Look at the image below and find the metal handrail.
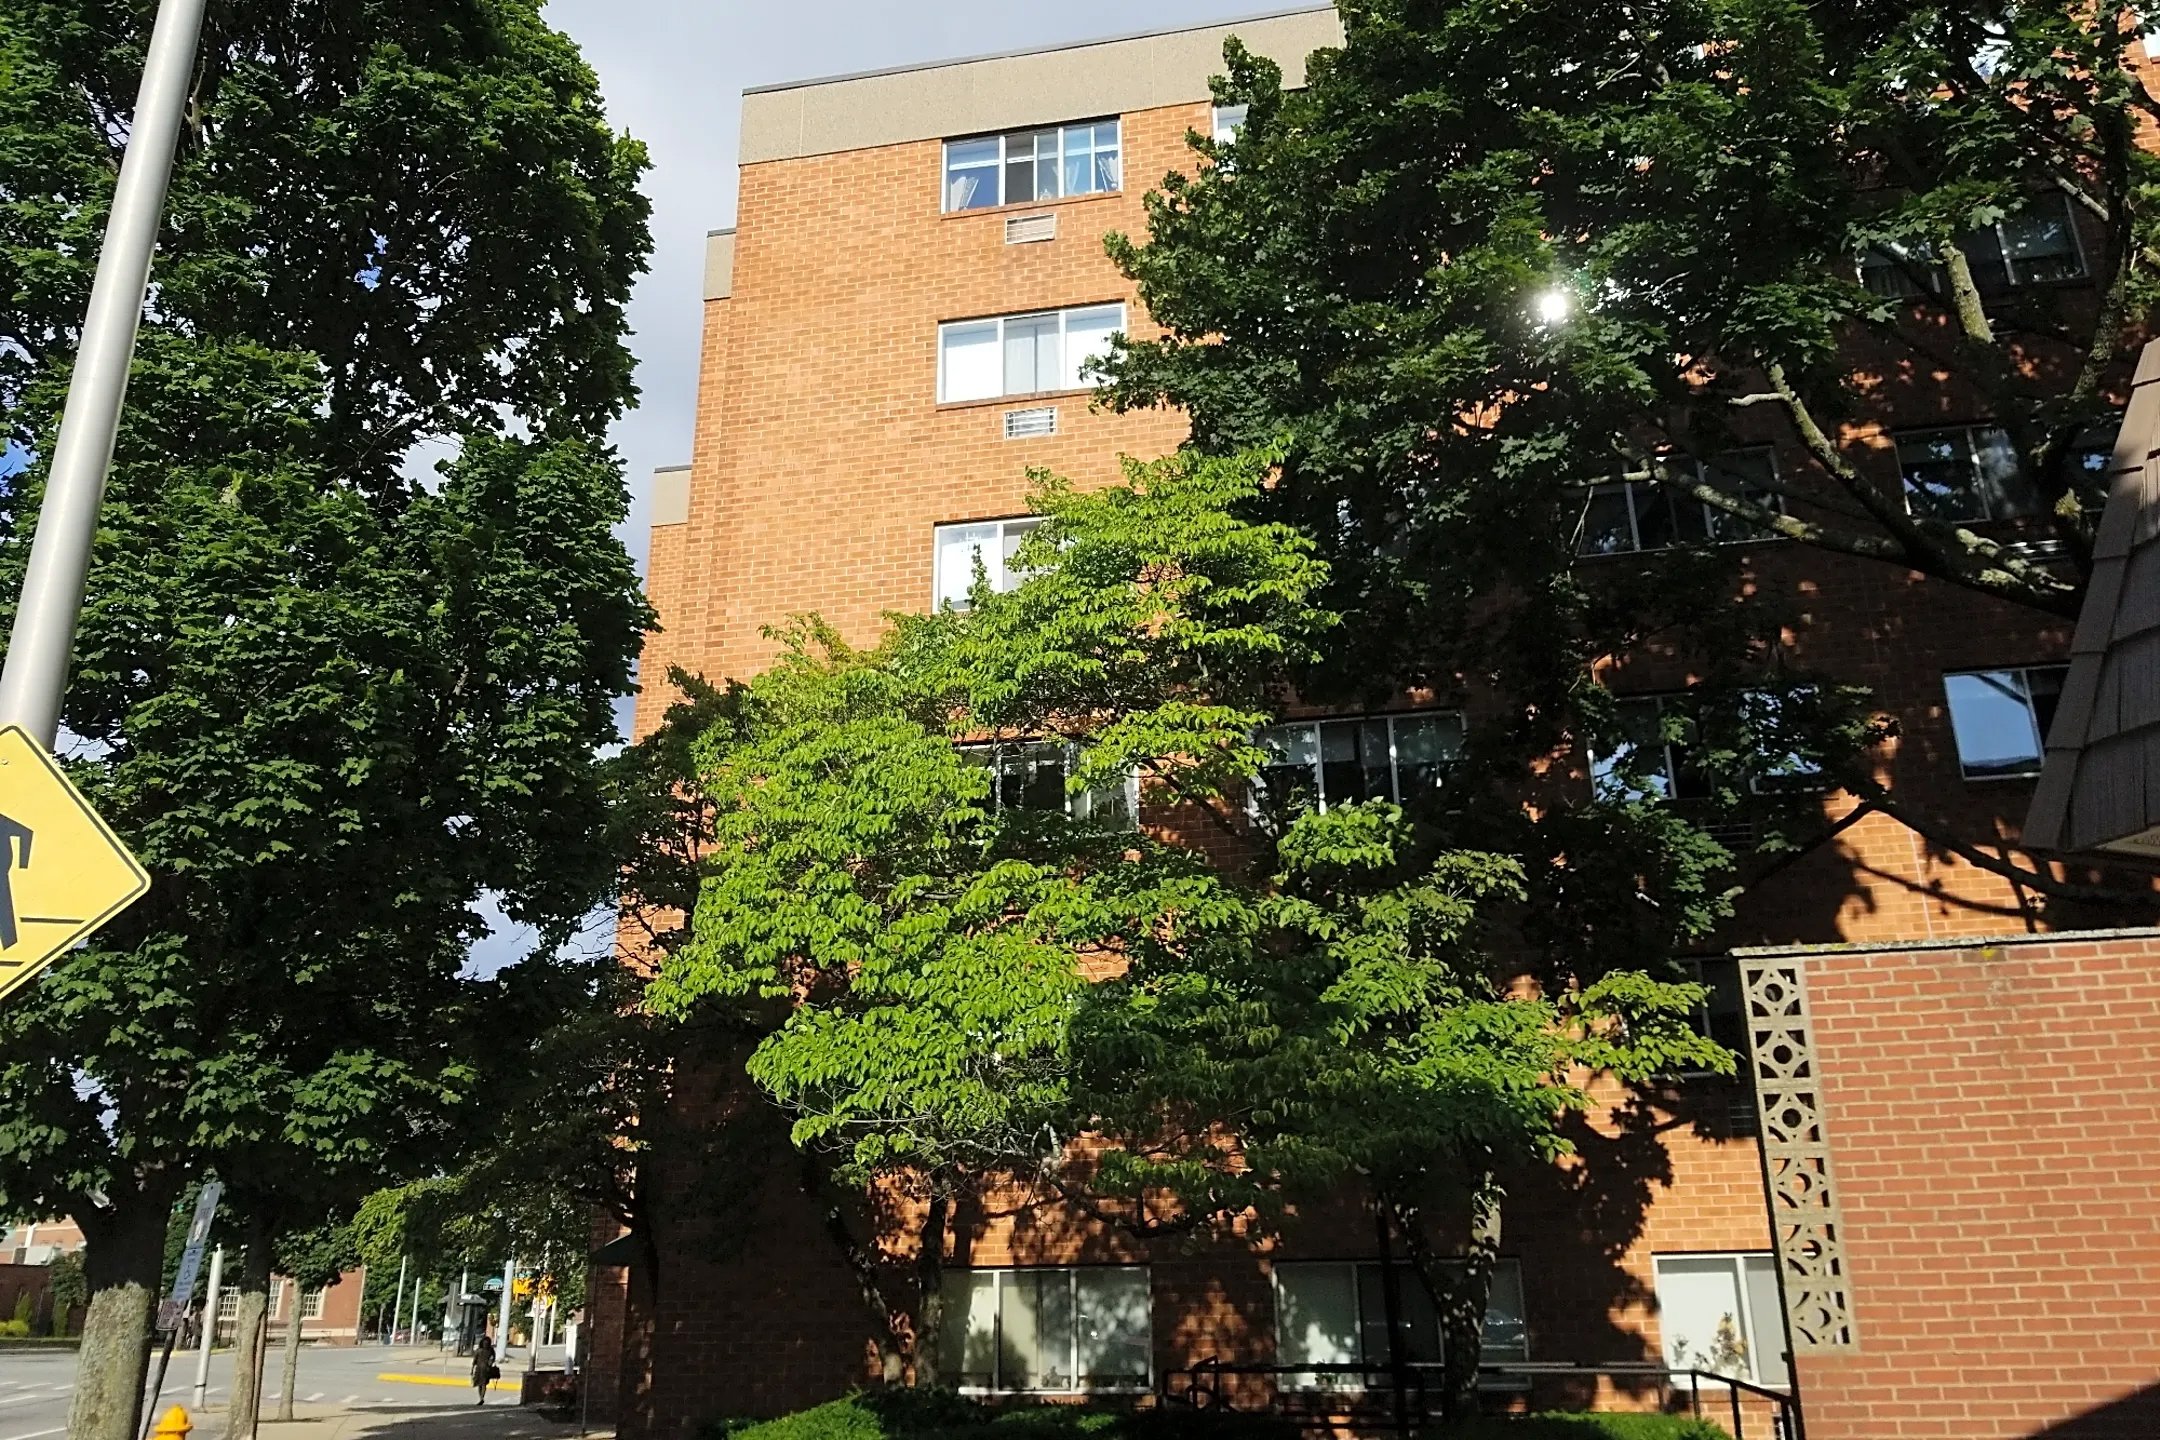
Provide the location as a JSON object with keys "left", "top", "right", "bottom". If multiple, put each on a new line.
{"left": 1161, "top": 1357, "right": 1799, "bottom": 1439}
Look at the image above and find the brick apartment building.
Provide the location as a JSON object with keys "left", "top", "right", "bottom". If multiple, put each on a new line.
{"left": 593, "top": 8, "right": 2160, "bottom": 1438}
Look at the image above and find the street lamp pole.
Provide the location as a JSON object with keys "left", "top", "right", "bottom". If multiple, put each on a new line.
{"left": 0, "top": 0, "right": 208, "bottom": 746}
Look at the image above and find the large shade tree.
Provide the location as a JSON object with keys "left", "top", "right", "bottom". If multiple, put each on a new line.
{"left": 1102, "top": 0, "right": 2160, "bottom": 928}
{"left": 0, "top": 5, "right": 651, "bottom": 1439}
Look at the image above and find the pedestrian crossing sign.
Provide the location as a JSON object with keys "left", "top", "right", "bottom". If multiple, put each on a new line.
{"left": 0, "top": 724, "right": 149, "bottom": 1005}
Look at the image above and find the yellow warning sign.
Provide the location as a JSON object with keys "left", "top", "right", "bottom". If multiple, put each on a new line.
{"left": 0, "top": 724, "right": 149, "bottom": 1004}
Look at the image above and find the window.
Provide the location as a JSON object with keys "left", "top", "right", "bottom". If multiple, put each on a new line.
{"left": 938, "top": 1267, "right": 1151, "bottom": 1393}
{"left": 1677, "top": 957, "right": 1749, "bottom": 1075}
{"left": 934, "top": 516, "right": 1043, "bottom": 609}
{"left": 1590, "top": 692, "right": 1821, "bottom": 802}
{"left": 1577, "top": 450, "right": 1783, "bottom": 556}
{"left": 1943, "top": 666, "right": 2067, "bottom": 779}
{"left": 938, "top": 305, "right": 1125, "bottom": 403}
{"left": 965, "top": 741, "right": 1137, "bottom": 826}
{"left": 1652, "top": 1253, "right": 1790, "bottom": 1388}
{"left": 1590, "top": 696, "right": 1705, "bottom": 802}
{"left": 1211, "top": 104, "right": 1248, "bottom": 143}
{"left": 302, "top": 1289, "right": 327, "bottom": 1321}
{"left": 1857, "top": 192, "right": 2087, "bottom": 296}
{"left": 1272, "top": 1260, "right": 1528, "bottom": 1391}
{"left": 217, "top": 1289, "right": 239, "bottom": 1322}
{"left": 1897, "top": 425, "right": 2039, "bottom": 522}
{"left": 1254, "top": 712, "right": 1464, "bottom": 814}
{"left": 944, "top": 120, "right": 1122, "bottom": 212}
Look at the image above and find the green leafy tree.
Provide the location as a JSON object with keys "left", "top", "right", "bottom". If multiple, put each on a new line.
{"left": 653, "top": 453, "right": 1722, "bottom": 1399}
{"left": 1101, "top": 0, "right": 2160, "bottom": 922}
{"left": 0, "top": 4, "right": 651, "bottom": 1438}
{"left": 269, "top": 1220, "right": 359, "bottom": 1421}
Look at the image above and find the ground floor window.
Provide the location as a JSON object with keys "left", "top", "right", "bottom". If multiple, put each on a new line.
{"left": 302, "top": 1288, "right": 327, "bottom": 1320}
{"left": 1652, "top": 1252, "right": 1790, "bottom": 1388}
{"left": 938, "top": 1266, "right": 1151, "bottom": 1394}
{"left": 1272, "top": 1259, "right": 1527, "bottom": 1389}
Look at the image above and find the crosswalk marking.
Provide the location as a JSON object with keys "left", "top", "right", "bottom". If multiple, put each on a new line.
{"left": 1, "top": 1427, "right": 66, "bottom": 1440}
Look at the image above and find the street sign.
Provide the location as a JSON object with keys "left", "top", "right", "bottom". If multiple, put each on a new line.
{"left": 0, "top": 723, "right": 150, "bottom": 1004}
{"left": 157, "top": 1181, "right": 223, "bottom": 1332}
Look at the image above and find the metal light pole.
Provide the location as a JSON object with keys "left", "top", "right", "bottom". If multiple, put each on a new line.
{"left": 388, "top": 1256, "right": 407, "bottom": 1345}
{"left": 190, "top": 1246, "right": 222, "bottom": 1407}
{"left": 496, "top": 1259, "right": 515, "bottom": 1362}
{"left": 0, "top": 0, "right": 208, "bottom": 745}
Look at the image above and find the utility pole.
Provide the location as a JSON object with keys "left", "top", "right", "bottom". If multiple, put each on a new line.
{"left": 190, "top": 1247, "right": 221, "bottom": 1407}
{"left": 496, "top": 1259, "right": 514, "bottom": 1363}
{"left": 388, "top": 1257, "right": 407, "bottom": 1345}
{"left": 0, "top": 0, "right": 209, "bottom": 746}
{"left": 405, "top": 1270, "right": 423, "bottom": 1347}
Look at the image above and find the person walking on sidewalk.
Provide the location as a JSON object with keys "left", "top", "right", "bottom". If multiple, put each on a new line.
{"left": 472, "top": 1328, "right": 499, "bottom": 1406}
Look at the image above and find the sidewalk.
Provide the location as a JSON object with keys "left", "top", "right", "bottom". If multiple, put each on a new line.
{"left": 253, "top": 1403, "right": 598, "bottom": 1440}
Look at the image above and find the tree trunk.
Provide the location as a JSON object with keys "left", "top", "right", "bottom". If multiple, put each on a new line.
{"left": 910, "top": 1191, "right": 949, "bottom": 1388}
{"left": 65, "top": 1193, "right": 172, "bottom": 1440}
{"left": 225, "top": 1233, "right": 273, "bottom": 1440}
{"left": 1437, "top": 1172, "right": 1505, "bottom": 1420}
{"left": 274, "top": 1285, "right": 303, "bottom": 1421}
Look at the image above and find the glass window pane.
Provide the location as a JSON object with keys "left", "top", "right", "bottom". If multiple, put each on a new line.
{"left": 1074, "top": 1269, "right": 1150, "bottom": 1390}
{"left": 1062, "top": 125, "right": 1094, "bottom": 197}
{"left": 1593, "top": 698, "right": 1674, "bottom": 801}
{"left": 941, "top": 1271, "right": 999, "bottom": 1389}
{"left": 1483, "top": 1261, "right": 1530, "bottom": 1364}
{"left": 998, "top": 743, "right": 1069, "bottom": 813}
{"left": 1970, "top": 426, "right": 2038, "bottom": 518}
{"left": 935, "top": 524, "right": 998, "bottom": 609}
{"left": 1392, "top": 714, "right": 1462, "bottom": 797}
{"left": 1275, "top": 1263, "right": 1359, "bottom": 1390}
{"left": 2069, "top": 425, "right": 2117, "bottom": 509}
{"left": 1256, "top": 724, "right": 1321, "bottom": 815}
{"left": 1353, "top": 1262, "right": 1440, "bottom": 1372}
{"left": 1631, "top": 481, "right": 1683, "bottom": 550}
{"left": 940, "top": 321, "right": 1001, "bottom": 403}
{"left": 1859, "top": 241, "right": 1937, "bottom": 297}
{"left": 1742, "top": 1257, "right": 1789, "bottom": 1388}
{"left": 1899, "top": 430, "right": 1983, "bottom": 521}
{"left": 1061, "top": 305, "right": 1123, "bottom": 390}
{"left": 998, "top": 516, "right": 1044, "bottom": 590}
{"left": 1004, "top": 1271, "right": 1074, "bottom": 1390}
{"left": 1212, "top": 104, "right": 1248, "bottom": 143}
{"left": 1944, "top": 670, "right": 2044, "bottom": 777}
{"left": 1656, "top": 1256, "right": 1751, "bottom": 1381}
{"left": 1319, "top": 720, "right": 1371, "bottom": 806}
{"left": 2001, "top": 196, "right": 2083, "bottom": 284}
{"left": 2026, "top": 665, "right": 2068, "bottom": 747}
{"left": 1578, "top": 485, "right": 1637, "bottom": 555}
{"left": 1003, "top": 314, "right": 1058, "bottom": 395}
{"left": 1701, "top": 450, "right": 1778, "bottom": 542}
{"left": 946, "top": 140, "right": 1001, "bottom": 212}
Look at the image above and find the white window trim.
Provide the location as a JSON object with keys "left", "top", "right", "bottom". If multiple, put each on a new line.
{"left": 960, "top": 738, "right": 1140, "bottom": 827}
{"left": 932, "top": 515, "right": 1043, "bottom": 609}
{"left": 1253, "top": 711, "right": 1464, "bottom": 813}
{"left": 1942, "top": 664, "right": 2067, "bottom": 782}
{"left": 950, "top": 1265, "right": 1153, "bottom": 1396}
{"left": 1269, "top": 1258, "right": 1528, "bottom": 1392}
{"left": 1650, "top": 1252, "right": 1791, "bottom": 1392}
{"left": 936, "top": 305, "right": 1127, "bottom": 404}
{"left": 941, "top": 119, "right": 1123, "bottom": 213}
{"left": 1211, "top": 103, "right": 1249, "bottom": 144}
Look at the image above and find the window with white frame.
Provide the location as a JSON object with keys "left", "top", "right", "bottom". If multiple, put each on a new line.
{"left": 302, "top": 1288, "right": 327, "bottom": 1321}
{"left": 1942, "top": 666, "right": 2067, "bottom": 779}
{"left": 1253, "top": 712, "right": 1464, "bottom": 814}
{"left": 1211, "top": 104, "right": 1248, "bottom": 143}
{"left": 934, "top": 516, "right": 1043, "bottom": 609}
{"left": 962, "top": 740, "right": 1137, "bottom": 827}
{"left": 944, "top": 120, "right": 1122, "bottom": 212}
{"left": 1272, "top": 1259, "right": 1528, "bottom": 1391}
{"left": 937, "top": 1267, "right": 1152, "bottom": 1393}
{"left": 1858, "top": 191, "right": 2086, "bottom": 297}
{"left": 1897, "top": 426, "right": 2040, "bottom": 522}
{"left": 217, "top": 1289, "right": 239, "bottom": 1322}
{"left": 938, "top": 306, "right": 1125, "bottom": 403}
{"left": 1576, "top": 450, "right": 1783, "bottom": 556}
{"left": 1652, "top": 1253, "right": 1790, "bottom": 1388}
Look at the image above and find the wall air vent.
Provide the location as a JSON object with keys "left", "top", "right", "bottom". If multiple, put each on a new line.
{"left": 1003, "top": 406, "right": 1058, "bottom": 440}
{"left": 1004, "top": 213, "right": 1057, "bottom": 245}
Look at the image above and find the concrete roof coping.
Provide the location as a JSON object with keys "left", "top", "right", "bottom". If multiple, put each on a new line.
{"left": 1732, "top": 925, "right": 2160, "bottom": 958}
{"left": 742, "top": 4, "right": 1335, "bottom": 95}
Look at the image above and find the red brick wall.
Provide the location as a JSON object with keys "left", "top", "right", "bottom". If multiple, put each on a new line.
{"left": 1788, "top": 931, "right": 2160, "bottom": 1439}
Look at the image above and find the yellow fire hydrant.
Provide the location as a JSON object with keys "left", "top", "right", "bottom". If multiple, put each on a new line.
{"left": 150, "top": 1407, "right": 190, "bottom": 1440}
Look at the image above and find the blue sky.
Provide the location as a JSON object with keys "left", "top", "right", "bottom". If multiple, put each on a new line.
{"left": 461, "top": 0, "right": 1285, "bottom": 974}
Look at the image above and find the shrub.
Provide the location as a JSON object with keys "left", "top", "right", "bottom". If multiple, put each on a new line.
{"left": 713, "top": 1395, "right": 1301, "bottom": 1440}
{"left": 0, "top": 1320, "right": 31, "bottom": 1339}
{"left": 1435, "top": 1416, "right": 1730, "bottom": 1440}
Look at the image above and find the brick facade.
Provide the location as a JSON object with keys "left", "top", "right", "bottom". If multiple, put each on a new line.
{"left": 1753, "top": 933, "right": 2160, "bottom": 1439}
{"left": 602, "top": 9, "right": 2155, "bottom": 1437}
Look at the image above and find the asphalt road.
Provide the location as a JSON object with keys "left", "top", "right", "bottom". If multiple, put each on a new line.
{"left": 0, "top": 1341, "right": 562, "bottom": 1440}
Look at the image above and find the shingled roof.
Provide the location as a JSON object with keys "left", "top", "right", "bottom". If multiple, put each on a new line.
{"left": 2024, "top": 339, "right": 2160, "bottom": 858}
